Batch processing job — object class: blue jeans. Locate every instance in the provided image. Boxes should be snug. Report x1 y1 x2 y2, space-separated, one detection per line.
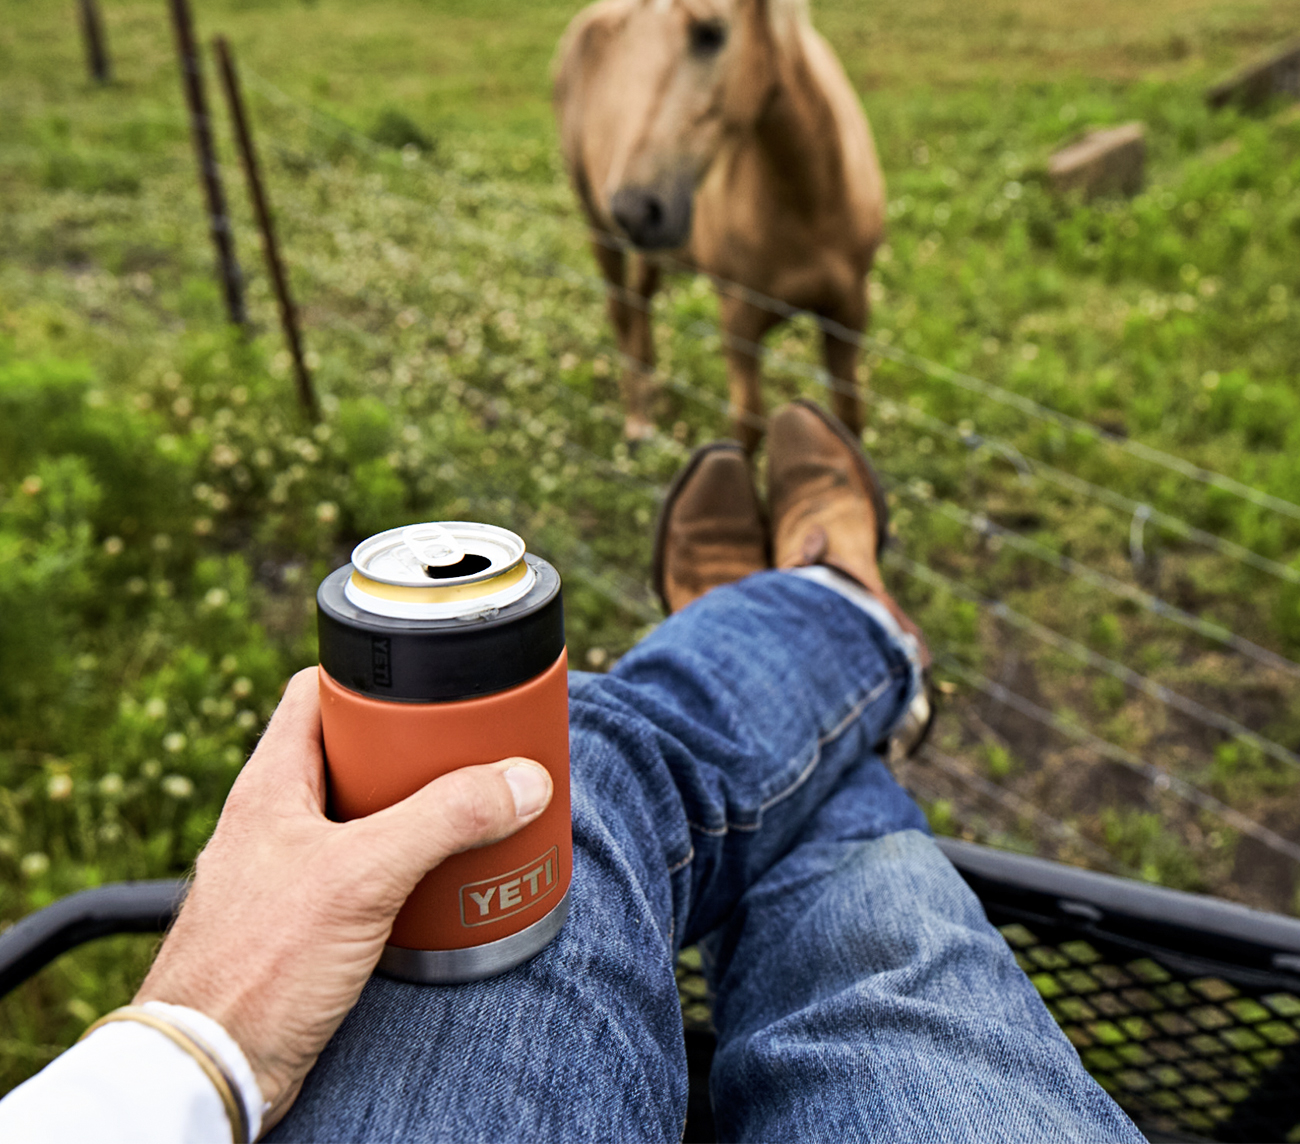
270 572 1141 1142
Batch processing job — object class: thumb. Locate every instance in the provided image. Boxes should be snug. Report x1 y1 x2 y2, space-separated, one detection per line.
348 758 553 895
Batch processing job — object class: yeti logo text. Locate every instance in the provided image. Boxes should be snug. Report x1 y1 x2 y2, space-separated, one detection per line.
459 847 560 927
371 636 392 687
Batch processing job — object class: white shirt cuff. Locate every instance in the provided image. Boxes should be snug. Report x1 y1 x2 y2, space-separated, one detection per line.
0 1003 266 1144
143 1001 267 1140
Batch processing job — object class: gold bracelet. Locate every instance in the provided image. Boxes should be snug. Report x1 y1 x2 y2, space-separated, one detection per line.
79 1005 251 1144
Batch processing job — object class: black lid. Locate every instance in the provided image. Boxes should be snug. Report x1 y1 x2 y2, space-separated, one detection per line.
317 554 564 702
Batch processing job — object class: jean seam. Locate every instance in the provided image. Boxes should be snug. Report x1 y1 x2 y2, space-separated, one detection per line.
667 845 695 874
688 822 728 838
683 664 905 838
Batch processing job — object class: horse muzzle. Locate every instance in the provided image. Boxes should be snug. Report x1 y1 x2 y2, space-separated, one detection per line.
609 179 693 251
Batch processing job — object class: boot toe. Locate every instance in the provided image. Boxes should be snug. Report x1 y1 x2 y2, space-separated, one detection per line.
653 443 769 614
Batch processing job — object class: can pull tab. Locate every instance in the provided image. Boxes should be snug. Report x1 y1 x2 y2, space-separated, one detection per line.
402 523 466 574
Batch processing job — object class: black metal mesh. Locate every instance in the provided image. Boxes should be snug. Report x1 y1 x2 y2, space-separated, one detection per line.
999 920 1300 1142
675 928 1300 1143
10 860 1300 1139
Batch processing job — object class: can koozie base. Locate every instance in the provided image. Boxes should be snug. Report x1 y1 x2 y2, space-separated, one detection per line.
378 888 571 984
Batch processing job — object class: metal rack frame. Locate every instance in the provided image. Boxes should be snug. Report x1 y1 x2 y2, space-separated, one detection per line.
8 844 1300 1141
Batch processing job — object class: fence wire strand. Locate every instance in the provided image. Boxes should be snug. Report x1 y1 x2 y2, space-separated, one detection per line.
264 139 1300 694
891 485 1300 681
942 657 1300 866
231 69 1300 879
710 325 1300 587
914 744 1134 876
887 552 1300 769
248 97 1300 610
242 63 1300 531
266 136 1300 593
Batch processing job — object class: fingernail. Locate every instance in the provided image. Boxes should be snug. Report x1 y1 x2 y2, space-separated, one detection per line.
504 763 550 818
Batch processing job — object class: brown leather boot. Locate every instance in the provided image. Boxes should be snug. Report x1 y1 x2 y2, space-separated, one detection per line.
653 441 768 614
767 399 930 667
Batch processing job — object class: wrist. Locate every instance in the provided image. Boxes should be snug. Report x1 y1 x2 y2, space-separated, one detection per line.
134 981 283 1120
82 1001 267 1141
142 1001 268 1138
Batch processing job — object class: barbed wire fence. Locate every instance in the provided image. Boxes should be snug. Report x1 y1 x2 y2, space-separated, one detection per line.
240 78 1300 575
213 70 1300 894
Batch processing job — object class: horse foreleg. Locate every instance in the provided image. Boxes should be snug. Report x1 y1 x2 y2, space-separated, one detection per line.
821 291 867 437
592 238 650 442
621 253 662 442
721 296 781 455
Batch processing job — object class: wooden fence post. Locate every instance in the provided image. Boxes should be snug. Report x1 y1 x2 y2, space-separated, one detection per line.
212 36 319 420
168 0 247 329
77 0 111 84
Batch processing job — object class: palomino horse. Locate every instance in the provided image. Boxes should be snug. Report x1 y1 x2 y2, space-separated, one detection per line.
553 0 885 452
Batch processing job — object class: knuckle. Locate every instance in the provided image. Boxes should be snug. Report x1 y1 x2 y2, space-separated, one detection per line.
444 773 506 841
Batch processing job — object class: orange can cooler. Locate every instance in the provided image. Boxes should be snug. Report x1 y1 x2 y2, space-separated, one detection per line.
316 521 571 983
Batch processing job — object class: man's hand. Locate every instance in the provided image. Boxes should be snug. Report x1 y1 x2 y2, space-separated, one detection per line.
134 668 553 1128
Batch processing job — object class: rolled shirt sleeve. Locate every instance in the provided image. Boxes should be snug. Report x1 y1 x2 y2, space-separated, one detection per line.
0 1002 264 1144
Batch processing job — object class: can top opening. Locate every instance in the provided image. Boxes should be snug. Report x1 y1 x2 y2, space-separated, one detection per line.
423 552 492 579
345 521 536 620
353 522 525 587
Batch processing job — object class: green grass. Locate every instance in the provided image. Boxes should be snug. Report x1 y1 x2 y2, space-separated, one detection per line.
3 0 1300 1093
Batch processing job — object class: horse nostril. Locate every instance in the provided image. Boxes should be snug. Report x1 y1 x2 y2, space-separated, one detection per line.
612 187 667 246
611 186 686 250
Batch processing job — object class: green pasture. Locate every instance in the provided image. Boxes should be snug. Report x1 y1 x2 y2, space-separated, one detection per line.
3 0 1300 1092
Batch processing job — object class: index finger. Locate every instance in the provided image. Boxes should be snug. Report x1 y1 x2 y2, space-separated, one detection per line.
233 668 326 809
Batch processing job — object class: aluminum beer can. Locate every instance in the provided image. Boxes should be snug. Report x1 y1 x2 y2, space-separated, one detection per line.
316 521 570 983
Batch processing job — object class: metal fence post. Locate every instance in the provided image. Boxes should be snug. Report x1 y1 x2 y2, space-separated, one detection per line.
168 0 247 329
77 0 111 84
213 36 319 419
